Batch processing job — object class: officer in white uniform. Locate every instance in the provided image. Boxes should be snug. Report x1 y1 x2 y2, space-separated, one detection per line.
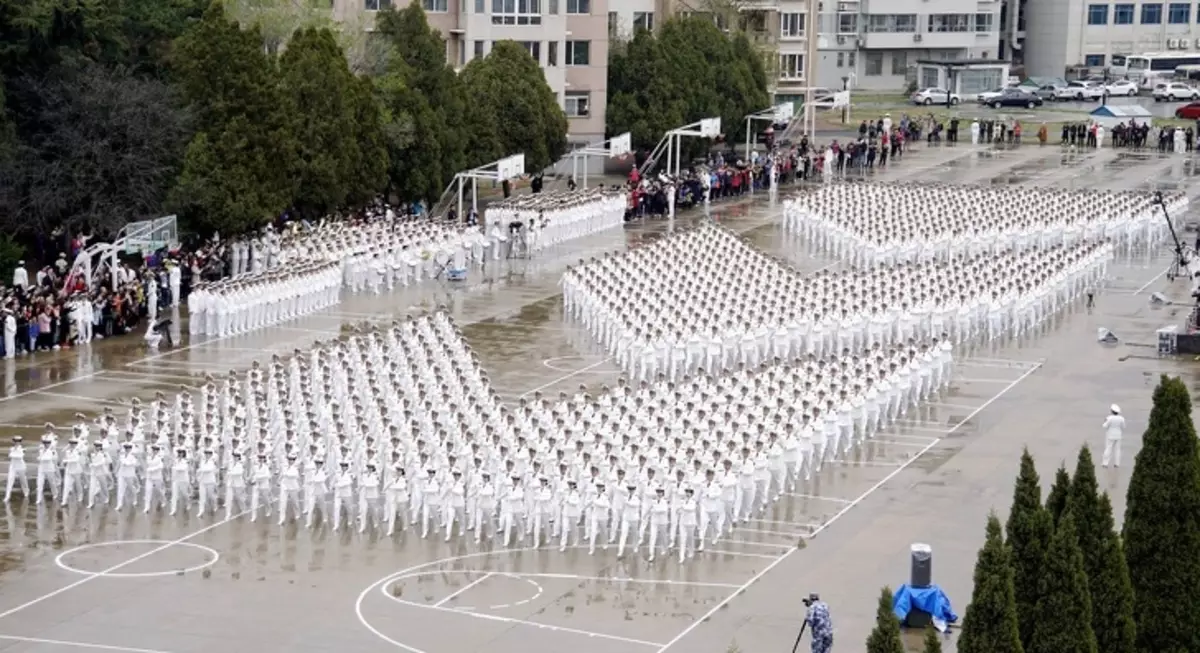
1101 404 1127 468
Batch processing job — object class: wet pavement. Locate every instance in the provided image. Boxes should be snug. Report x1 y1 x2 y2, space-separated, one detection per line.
1 143 1200 653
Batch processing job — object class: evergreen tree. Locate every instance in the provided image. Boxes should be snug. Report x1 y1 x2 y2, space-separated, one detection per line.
1005 448 1053 651
957 514 1023 653
1091 492 1137 653
1045 464 1071 526
1028 511 1097 653
1066 445 1135 653
922 626 943 653
169 1 296 236
865 586 904 653
1123 375 1200 653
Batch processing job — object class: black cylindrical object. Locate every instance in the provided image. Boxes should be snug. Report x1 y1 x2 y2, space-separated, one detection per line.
911 543 933 588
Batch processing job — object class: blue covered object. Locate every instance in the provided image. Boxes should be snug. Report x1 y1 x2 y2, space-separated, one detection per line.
892 584 959 631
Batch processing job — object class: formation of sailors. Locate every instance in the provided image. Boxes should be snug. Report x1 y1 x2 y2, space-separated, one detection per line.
783 184 1184 268
562 225 1113 382
485 188 627 255
187 262 341 338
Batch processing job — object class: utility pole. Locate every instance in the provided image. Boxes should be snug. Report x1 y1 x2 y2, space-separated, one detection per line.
803 0 819 138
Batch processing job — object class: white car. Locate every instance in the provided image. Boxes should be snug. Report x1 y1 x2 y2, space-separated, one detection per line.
1105 80 1139 96
976 88 1007 104
910 88 961 106
1154 82 1200 101
1053 81 1105 101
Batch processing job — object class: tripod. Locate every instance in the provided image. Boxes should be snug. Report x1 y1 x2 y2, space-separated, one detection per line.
790 621 808 653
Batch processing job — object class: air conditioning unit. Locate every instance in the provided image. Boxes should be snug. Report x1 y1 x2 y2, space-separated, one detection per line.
856 37 866 48
913 33 923 42
1168 38 1180 49
837 35 846 44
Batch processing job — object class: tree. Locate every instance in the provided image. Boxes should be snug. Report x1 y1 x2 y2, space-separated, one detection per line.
606 30 685 153
923 626 943 653
1123 375 1200 653
956 514 1023 653
865 586 904 653
1005 449 1053 651
1091 492 1137 653
1065 445 1135 653
375 4 468 204
169 1 296 236
0 61 191 239
277 26 385 218
1045 464 1071 526
1028 511 1098 653
223 0 333 55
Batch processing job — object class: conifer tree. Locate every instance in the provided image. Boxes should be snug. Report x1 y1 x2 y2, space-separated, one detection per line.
1028 511 1097 653
1123 375 1200 653
865 586 905 653
923 625 943 653
957 514 1023 653
1045 464 1071 526
1006 448 1053 650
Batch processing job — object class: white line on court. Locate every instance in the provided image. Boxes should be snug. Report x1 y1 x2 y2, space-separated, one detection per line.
434 573 493 608
448 606 665 647
707 549 779 560
744 518 822 530
723 538 794 551
782 493 853 504
519 358 613 398
100 371 202 384
655 361 1044 652
0 634 175 653
847 459 906 468
1134 264 1171 295
0 504 259 623
738 527 808 539
511 572 741 589
870 439 939 448
32 391 126 407
887 425 951 434
956 377 1027 384
874 432 940 443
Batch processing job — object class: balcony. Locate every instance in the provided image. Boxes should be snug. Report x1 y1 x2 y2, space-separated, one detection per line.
861 31 919 49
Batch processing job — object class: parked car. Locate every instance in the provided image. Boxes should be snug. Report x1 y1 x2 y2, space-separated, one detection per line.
1175 101 1200 119
1053 81 1105 101
1154 82 1200 101
910 88 961 106
976 87 1007 104
1032 84 1064 101
985 88 1044 109
1105 80 1139 96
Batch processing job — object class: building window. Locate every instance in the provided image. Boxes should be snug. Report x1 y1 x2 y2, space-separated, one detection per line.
565 91 590 117
837 12 857 33
608 11 618 37
974 12 994 31
492 0 542 25
1141 3 1162 23
1111 54 1128 66
566 0 588 13
891 52 906 75
836 52 844 67
848 51 856 67
517 40 541 63
548 41 558 65
928 14 971 32
1086 3 1108 24
364 0 394 9
864 51 883 76
566 40 590 65
1084 54 1106 66
474 40 486 59
1168 2 1190 22
549 0 558 14
633 11 654 31
865 14 917 32
1113 3 1135 23
779 53 804 79
475 0 485 11
781 13 805 37
422 0 447 11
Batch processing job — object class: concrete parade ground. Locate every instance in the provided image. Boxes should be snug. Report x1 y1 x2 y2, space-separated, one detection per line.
0 141 1198 653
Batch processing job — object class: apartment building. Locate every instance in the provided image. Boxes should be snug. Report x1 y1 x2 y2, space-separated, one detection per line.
335 0 608 145
1021 0 1200 78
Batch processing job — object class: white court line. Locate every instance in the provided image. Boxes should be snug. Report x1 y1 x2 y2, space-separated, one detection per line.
656 360 1043 652
0 634 174 653
871 438 938 448
926 402 981 411
0 503 259 622
783 493 853 504
1134 265 1171 295
447 606 665 648
887 425 951 434
847 459 906 468
955 377 1026 384
706 549 779 560
512 572 740 589
32 392 126 407
434 572 493 608
738 527 808 538
723 538 793 551
100 371 202 384
744 518 823 530
519 358 613 398
0 423 73 431
959 357 1041 368
874 432 939 443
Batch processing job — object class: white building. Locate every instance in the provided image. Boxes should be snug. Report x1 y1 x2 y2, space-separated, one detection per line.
1021 0 1200 78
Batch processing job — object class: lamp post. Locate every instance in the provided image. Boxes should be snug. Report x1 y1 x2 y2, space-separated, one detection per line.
1101 66 1110 106
841 75 849 124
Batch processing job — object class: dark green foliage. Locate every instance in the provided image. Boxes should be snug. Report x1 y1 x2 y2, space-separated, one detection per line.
1045 464 1071 527
1028 511 1097 653
865 586 904 653
1006 449 1053 651
606 15 771 155
1123 375 1200 653
169 1 296 236
460 40 567 174
957 514 1024 653
922 626 943 653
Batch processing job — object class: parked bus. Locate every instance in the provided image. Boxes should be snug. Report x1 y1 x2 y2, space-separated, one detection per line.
1176 64 1200 83
1128 52 1200 89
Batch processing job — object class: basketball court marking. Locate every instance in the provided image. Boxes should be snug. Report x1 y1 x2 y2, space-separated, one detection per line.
0 634 176 653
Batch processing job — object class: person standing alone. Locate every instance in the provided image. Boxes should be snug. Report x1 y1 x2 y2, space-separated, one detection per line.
1102 404 1126 468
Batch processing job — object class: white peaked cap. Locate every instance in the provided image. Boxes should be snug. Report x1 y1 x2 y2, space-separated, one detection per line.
1111 404 1121 414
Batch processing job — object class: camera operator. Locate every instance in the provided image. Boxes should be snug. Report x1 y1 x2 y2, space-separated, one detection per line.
802 593 833 653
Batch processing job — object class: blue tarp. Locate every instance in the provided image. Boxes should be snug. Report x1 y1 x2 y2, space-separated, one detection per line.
892 584 959 629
